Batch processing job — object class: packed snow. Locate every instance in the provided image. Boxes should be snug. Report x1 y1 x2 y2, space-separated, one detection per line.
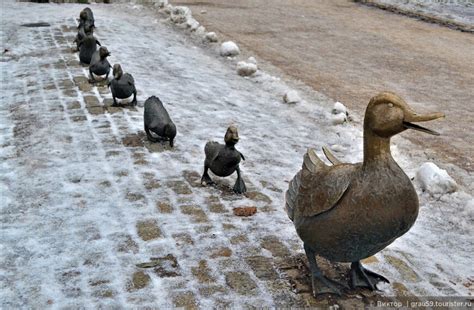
0 0 472 308
219 41 240 57
283 90 301 104
236 61 257 77
416 162 458 195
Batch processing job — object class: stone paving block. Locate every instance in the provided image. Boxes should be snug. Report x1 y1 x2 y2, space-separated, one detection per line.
83 95 101 108
156 201 173 213
117 235 139 254
245 256 279 280
126 271 150 292
126 192 145 202
106 106 122 114
144 140 172 153
62 89 78 97
137 254 181 278
385 255 420 282
245 191 272 204
122 134 144 147
59 79 74 89
230 234 249 245
167 180 193 195
172 291 198 309
172 233 194 247
182 170 202 187
191 260 215 284
225 271 257 295
70 115 87 122
180 205 208 223
198 285 227 297
210 247 232 258
205 195 227 213
261 235 291 258
136 220 162 241
87 106 105 115
74 76 92 92
144 178 161 190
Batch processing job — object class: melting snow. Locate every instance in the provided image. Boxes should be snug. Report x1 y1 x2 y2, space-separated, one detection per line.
0 0 472 308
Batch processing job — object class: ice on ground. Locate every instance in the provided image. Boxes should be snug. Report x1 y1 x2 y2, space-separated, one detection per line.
416 162 457 195
236 61 257 77
283 90 301 104
247 56 257 66
186 17 200 31
220 41 240 57
170 6 191 24
205 31 218 42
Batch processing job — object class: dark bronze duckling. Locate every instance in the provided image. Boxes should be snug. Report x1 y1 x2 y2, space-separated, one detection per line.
285 92 444 296
201 126 247 194
89 46 111 83
144 96 176 147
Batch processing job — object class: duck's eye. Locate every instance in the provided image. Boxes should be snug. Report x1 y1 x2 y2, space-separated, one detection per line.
388 103 394 108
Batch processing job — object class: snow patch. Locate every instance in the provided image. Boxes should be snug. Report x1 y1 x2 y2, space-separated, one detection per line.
283 90 301 104
205 32 218 42
416 162 457 195
219 41 240 57
236 61 257 77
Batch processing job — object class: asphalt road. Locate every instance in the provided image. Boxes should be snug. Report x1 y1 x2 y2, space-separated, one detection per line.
173 0 474 176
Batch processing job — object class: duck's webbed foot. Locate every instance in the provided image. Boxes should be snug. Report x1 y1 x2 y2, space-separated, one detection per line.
350 261 389 290
304 244 344 296
233 167 247 194
201 168 215 186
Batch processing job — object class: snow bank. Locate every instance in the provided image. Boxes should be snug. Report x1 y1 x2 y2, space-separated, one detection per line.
416 162 457 195
283 90 301 104
170 6 191 24
236 61 257 77
220 41 240 57
331 102 349 125
205 32 218 42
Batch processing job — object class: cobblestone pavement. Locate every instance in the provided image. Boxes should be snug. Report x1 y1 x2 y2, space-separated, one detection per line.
0 1 471 308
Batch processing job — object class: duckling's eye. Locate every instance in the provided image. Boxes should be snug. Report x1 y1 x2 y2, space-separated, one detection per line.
388 103 394 108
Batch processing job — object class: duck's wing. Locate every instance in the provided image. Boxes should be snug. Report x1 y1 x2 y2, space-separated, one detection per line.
204 141 222 162
287 148 356 219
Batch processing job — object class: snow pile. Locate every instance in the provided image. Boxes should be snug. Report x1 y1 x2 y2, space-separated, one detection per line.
169 6 192 24
205 32 218 42
236 61 257 77
416 162 457 195
155 0 168 8
219 41 240 57
331 101 348 125
283 90 301 104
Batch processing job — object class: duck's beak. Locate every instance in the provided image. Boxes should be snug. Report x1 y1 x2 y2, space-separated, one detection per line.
403 110 445 136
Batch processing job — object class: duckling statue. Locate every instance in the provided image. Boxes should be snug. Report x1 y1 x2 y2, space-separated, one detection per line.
78 8 95 31
144 96 177 147
201 126 247 194
108 64 137 106
89 46 111 83
79 33 101 65
285 92 444 296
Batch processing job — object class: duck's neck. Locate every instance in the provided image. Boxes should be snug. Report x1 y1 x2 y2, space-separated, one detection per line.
362 130 393 168
225 143 236 149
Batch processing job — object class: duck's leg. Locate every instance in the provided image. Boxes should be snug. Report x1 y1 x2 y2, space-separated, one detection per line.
145 125 160 143
233 166 247 194
304 244 343 296
201 165 215 186
131 90 137 106
349 261 389 290
88 68 96 84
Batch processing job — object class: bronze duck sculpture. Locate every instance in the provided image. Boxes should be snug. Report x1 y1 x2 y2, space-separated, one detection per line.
201 126 247 194
285 92 444 296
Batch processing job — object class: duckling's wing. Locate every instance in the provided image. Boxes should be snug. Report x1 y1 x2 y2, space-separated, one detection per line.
297 149 356 217
205 141 221 162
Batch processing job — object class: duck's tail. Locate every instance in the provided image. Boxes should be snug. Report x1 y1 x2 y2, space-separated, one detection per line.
286 148 327 221
285 171 301 222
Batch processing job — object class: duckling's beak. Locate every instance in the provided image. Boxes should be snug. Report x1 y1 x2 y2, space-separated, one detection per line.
403 110 445 136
